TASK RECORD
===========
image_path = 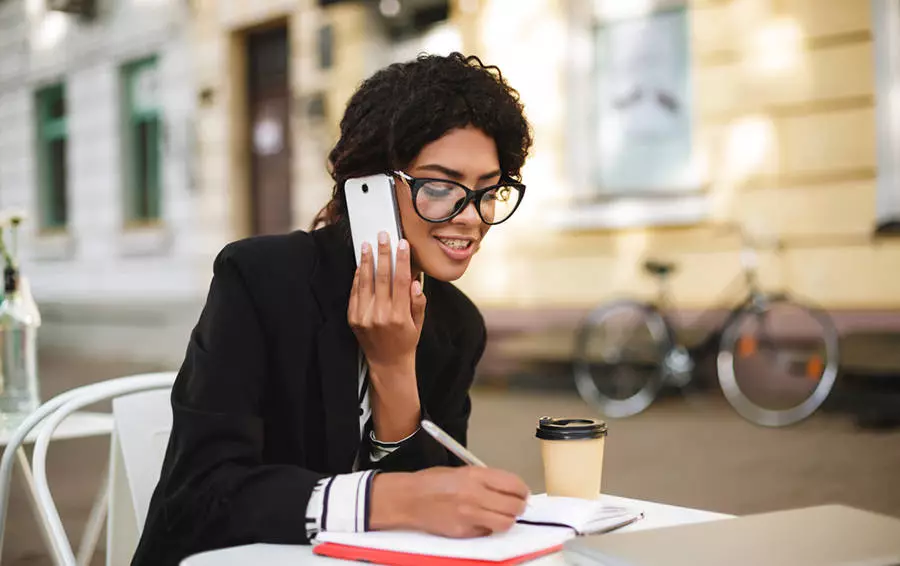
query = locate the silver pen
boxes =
[421,419,488,467]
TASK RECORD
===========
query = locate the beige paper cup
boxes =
[536,417,607,499]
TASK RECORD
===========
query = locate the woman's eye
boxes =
[484,187,510,202]
[422,182,457,198]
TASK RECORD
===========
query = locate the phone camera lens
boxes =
[362,184,369,193]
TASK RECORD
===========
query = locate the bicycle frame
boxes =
[649,235,785,359]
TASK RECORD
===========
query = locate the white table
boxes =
[1,411,114,566]
[182,494,734,565]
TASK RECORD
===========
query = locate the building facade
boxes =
[0,0,466,364]
[450,0,900,337]
[188,0,465,244]
[0,0,200,363]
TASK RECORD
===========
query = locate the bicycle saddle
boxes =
[644,260,676,277]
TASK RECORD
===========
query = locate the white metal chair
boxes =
[0,372,175,565]
[0,382,105,564]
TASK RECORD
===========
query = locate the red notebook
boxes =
[313,541,563,565]
[313,523,573,565]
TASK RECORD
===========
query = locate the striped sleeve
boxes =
[305,470,378,540]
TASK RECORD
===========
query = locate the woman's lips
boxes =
[434,236,477,261]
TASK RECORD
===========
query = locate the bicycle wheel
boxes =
[717,295,839,427]
[573,300,674,418]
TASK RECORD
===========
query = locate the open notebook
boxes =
[313,495,643,565]
[519,494,644,535]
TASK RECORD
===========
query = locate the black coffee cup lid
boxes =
[535,416,607,440]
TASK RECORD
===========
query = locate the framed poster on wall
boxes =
[593,6,693,194]
[559,0,705,229]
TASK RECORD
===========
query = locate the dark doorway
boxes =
[246,25,292,235]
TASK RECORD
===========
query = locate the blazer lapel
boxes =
[310,225,361,473]
[316,314,362,472]
[414,280,458,402]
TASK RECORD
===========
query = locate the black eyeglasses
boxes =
[393,170,526,225]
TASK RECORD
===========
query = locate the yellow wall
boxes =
[190,0,370,267]
[453,0,900,310]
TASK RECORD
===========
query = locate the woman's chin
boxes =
[422,260,470,283]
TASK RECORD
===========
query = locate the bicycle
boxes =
[572,225,840,427]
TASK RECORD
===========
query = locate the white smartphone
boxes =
[344,173,404,279]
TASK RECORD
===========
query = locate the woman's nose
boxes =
[453,200,481,225]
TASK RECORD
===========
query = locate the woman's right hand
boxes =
[369,467,530,538]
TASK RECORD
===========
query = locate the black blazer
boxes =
[132,224,487,566]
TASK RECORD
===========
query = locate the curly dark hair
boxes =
[311,52,533,231]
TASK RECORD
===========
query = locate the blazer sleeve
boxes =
[361,318,487,472]
[135,246,326,562]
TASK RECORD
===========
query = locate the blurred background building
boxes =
[0,0,198,363]
[0,0,898,370]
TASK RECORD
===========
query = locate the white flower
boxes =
[0,209,27,228]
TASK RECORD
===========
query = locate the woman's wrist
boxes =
[371,391,420,441]
[369,362,421,442]
[372,410,420,442]
[369,472,416,531]
[367,357,417,383]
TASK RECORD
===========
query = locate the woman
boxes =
[133,52,534,565]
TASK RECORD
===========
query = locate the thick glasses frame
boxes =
[392,170,526,225]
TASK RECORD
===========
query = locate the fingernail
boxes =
[378,231,388,244]
[361,242,370,254]
[398,239,409,251]
[412,281,422,296]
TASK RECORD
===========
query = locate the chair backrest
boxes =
[111,388,173,528]
[25,372,177,566]
[106,388,173,565]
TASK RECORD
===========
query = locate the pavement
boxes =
[2,351,899,566]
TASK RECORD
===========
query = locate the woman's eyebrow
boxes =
[417,163,502,181]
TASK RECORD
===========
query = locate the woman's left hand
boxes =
[348,231,427,441]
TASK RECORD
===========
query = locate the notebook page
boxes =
[519,494,638,534]
[315,523,574,561]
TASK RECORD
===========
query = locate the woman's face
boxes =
[396,126,501,282]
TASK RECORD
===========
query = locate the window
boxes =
[592,6,693,194]
[872,0,900,234]
[122,57,162,223]
[318,24,334,69]
[35,83,68,230]
[559,0,705,229]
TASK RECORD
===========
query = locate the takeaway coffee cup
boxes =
[536,416,607,499]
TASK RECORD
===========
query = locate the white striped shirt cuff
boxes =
[369,427,419,462]
[305,470,378,540]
